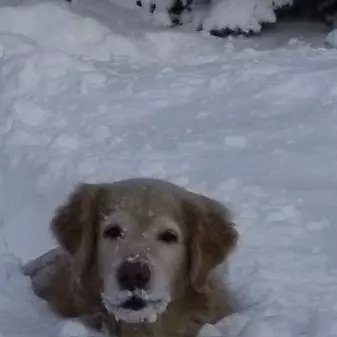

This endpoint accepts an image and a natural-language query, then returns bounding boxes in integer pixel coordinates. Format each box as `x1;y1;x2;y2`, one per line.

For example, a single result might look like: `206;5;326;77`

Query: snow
325;29;337;48
1;0;337;336
197;323;222;337
203;0;277;33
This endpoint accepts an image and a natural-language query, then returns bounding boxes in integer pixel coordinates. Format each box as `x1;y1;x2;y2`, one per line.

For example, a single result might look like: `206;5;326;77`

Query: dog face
51;178;238;324
98;190;188;323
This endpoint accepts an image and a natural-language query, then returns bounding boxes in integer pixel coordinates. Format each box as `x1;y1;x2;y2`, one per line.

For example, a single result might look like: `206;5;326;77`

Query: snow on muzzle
101;257;171;323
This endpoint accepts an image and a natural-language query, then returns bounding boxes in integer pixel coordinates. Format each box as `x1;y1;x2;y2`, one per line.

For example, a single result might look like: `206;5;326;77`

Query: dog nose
117;260;151;291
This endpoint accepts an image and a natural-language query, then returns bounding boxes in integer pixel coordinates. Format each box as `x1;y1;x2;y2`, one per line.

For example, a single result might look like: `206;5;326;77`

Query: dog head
51;178;238;323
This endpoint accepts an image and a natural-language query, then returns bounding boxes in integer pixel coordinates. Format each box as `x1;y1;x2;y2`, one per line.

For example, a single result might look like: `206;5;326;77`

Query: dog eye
136;0;142;7
103;225;124;239
149;3;156;13
158;229;178;244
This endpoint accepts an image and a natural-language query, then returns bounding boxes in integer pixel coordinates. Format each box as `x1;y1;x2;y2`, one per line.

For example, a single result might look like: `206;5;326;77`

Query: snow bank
203;0;276;33
325;29;337;48
0;254;61;337
0;2;152;63
0;253;107;337
193;0;294;33
1;0;337;337
0;0;224;266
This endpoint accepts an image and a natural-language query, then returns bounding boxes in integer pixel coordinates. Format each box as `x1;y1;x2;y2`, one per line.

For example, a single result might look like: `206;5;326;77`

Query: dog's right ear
51;183;104;279
183;194;239;293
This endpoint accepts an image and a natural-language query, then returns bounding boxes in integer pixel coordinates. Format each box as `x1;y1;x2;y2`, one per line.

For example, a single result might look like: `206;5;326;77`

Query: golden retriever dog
24;178;239;337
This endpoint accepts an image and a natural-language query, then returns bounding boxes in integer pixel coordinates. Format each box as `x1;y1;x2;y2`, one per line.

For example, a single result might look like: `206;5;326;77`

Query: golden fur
28;178;239;337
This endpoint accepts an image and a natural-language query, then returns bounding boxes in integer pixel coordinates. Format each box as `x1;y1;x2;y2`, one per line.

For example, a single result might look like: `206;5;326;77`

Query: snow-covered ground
1;0;337;336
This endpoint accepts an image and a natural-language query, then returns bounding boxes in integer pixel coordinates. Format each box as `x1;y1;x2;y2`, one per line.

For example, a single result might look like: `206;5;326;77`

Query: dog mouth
103;294;164;312
122;296;147;311
102;293;170;323
121;295;164;311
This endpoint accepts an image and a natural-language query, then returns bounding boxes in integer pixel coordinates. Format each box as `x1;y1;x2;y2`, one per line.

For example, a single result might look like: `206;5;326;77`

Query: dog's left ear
184;194;239;293
51;183;105;282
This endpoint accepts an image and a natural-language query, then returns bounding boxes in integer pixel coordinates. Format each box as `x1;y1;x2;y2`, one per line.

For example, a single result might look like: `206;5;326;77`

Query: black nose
117;260;151;291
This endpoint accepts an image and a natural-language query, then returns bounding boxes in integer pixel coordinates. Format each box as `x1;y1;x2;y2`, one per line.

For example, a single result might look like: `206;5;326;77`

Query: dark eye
103;225;123;239
149;3;156;13
136;0;142;7
158;229;178;244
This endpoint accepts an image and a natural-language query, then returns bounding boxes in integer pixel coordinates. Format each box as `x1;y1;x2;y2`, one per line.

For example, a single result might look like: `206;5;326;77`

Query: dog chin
102;294;170;324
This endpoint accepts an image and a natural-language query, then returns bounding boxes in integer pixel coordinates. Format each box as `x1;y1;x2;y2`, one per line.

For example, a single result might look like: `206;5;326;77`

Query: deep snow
1;0;337;336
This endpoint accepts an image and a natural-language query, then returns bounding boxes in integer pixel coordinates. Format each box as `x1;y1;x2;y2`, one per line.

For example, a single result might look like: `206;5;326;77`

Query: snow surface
203;0;277;33
1;0;337;336
325;29;337;48
111;0;293;33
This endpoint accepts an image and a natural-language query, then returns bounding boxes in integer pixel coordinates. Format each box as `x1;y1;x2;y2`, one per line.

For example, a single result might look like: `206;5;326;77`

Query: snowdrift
1;1;337;337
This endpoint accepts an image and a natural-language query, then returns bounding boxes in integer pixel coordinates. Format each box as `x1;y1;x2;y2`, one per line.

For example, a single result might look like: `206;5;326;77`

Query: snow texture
325;29;337;48
203;0;278;33
1;0;337;336
110;0;291;33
